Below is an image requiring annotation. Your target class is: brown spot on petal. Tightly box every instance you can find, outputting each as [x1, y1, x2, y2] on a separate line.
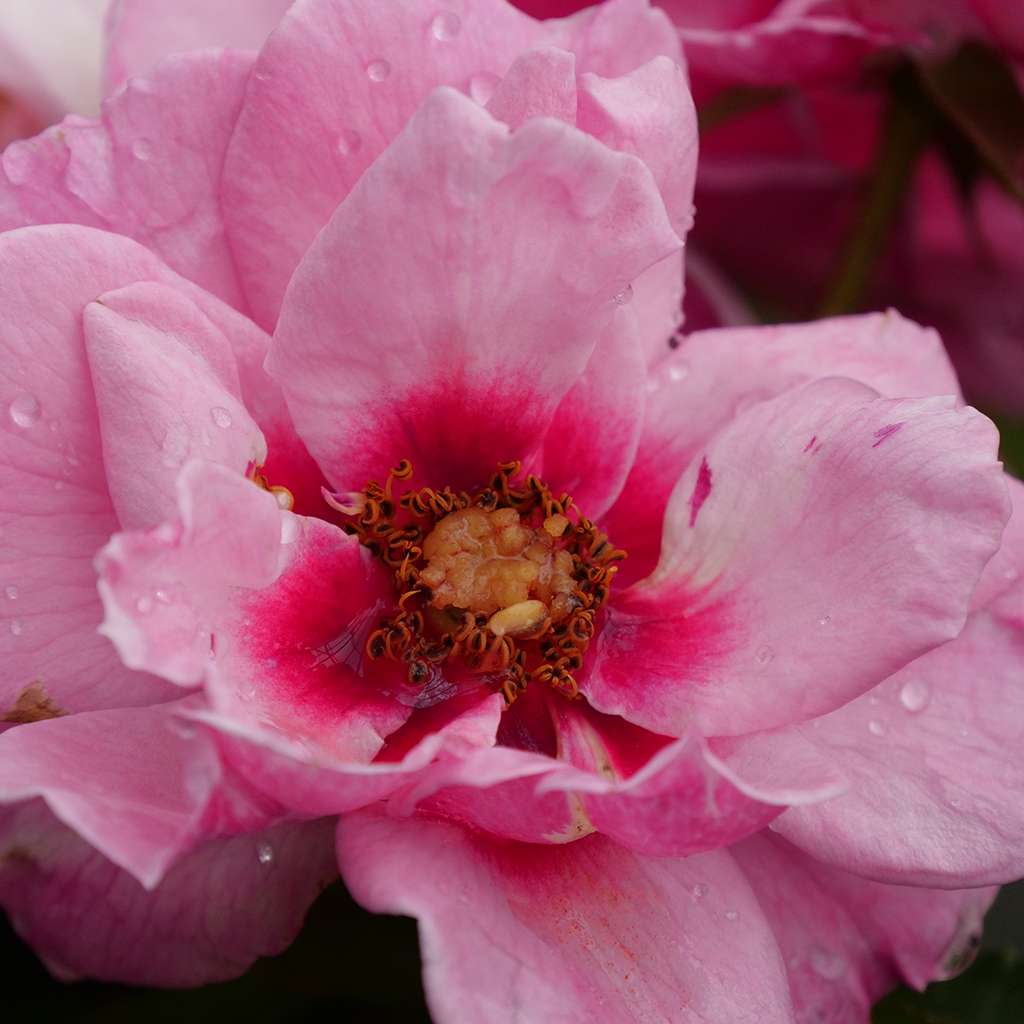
[3, 682, 67, 724]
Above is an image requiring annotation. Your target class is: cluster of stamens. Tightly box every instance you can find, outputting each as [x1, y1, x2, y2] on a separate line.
[333, 460, 625, 705]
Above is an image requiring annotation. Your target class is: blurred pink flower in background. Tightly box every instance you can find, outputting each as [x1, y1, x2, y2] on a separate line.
[1, 2, 1023, 1021]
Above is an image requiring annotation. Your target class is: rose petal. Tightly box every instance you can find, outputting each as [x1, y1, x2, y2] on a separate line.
[0, 801, 336, 985]
[590, 377, 1008, 736]
[338, 809, 796, 1024]
[269, 86, 678, 497]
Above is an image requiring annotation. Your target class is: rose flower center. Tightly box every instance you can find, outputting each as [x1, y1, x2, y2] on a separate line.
[331, 460, 625, 705]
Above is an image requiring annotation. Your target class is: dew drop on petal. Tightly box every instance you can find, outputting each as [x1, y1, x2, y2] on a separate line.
[668, 360, 690, 382]
[613, 283, 634, 306]
[430, 11, 461, 40]
[336, 129, 363, 157]
[8, 393, 41, 428]
[724, 910, 739, 922]
[468, 72, 498, 105]
[210, 406, 233, 429]
[899, 679, 931, 713]
[690, 883, 708, 901]
[817, 614, 831, 627]
[256, 842, 274, 865]
[366, 59, 391, 82]
[9, 619, 23, 636]
[810, 948, 846, 980]
[136, 595, 154, 614]
[131, 138, 153, 161]
[4, 585, 17, 600]
[867, 719, 887, 737]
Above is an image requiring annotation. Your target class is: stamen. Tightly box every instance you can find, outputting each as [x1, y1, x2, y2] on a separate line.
[335, 460, 625, 705]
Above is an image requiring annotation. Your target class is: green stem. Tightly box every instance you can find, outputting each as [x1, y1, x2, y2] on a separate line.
[817, 75, 932, 317]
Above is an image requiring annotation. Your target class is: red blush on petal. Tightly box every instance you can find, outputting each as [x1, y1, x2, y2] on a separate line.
[236, 526, 407, 737]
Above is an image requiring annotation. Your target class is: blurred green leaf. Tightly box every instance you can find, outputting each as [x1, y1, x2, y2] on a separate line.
[917, 42, 1024, 202]
[872, 952, 1024, 1024]
[993, 416, 1024, 480]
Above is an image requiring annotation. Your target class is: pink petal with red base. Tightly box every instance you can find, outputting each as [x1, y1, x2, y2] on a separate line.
[732, 833, 996, 1020]
[98, 462, 410, 763]
[772, 579, 1024, 888]
[537, 704, 844, 857]
[590, 378, 1008, 737]
[605, 311, 962, 584]
[0, 225, 244, 718]
[338, 810, 796, 1024]
[0, 700, 222, 888]
[192, 692, 503, 818]
[0, 51, 254, 311]
[104, 0, 292, 91]
[0, 801, 337, 986]
[83, 282, 266, 530]
[270, 86, 678, 498]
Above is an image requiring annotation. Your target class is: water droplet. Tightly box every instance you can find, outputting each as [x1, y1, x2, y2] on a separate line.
[9, 619, 23, 636]
[8, 393, 41, 428]
[613, 283, 634, 306]
[724, 910, 739, 922]
[155, 589, 172, 604]
[131, 138, 153, 161]
[366, 59, 391, 82]
[755, 645, 774, 666]
[169, 718, 197, 740]
[4, 585, 17, 600]
[430, 11, 461, 40]
[160, 428, 189, 468]
[899, 679, 930, 713]
[817, 614, 831, 627]
[336, 129, 363, 158]
[868, 719, 887, 737]
[667, 360, 689, 382]
[136, 595, 153, 614]
[210, 406, 233, 429]
[468, 72, 498, 105]
[810, 948, 846, 980]
[256, 842, 274, 865]
[3, 142, 33, 185]
[690, 883, 708, 901]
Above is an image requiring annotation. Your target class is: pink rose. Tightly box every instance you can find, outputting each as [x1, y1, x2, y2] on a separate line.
[1, 2, 1022, 1021]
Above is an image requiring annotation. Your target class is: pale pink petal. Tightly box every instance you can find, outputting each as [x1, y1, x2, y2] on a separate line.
[605, 311, 963, 585]
[0, 51, 253, 310]
[551, 0, 682, 78]
[270, 87, 678, 496]
[577, 55, 697, 360]
[0, 801, 337, 985]
[485, 46, 577, 129]
[105, 0, 292, 91]
[732, 832, 997, 1019]
[590, 377, 1008, 736]
[83, 282, 266, 529]
[339, 810, 796, 1024]
[0, 225, 235, 718]
[772, 579, 1024, 887]
[0, 700, 222, 887]
[97, 461, 409, 762]
[223, 0, 546, 327]
[972, 476, 1024, 611]
[0, 0, 107, 122]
